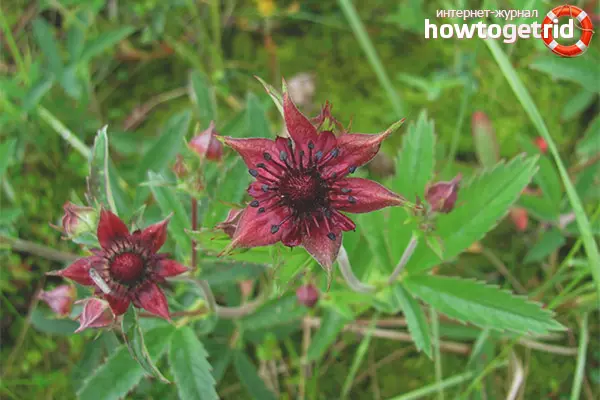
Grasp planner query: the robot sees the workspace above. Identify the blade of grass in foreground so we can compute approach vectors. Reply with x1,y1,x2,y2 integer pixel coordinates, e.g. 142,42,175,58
337,0,404,117
570,313,589,400
485,38,600,301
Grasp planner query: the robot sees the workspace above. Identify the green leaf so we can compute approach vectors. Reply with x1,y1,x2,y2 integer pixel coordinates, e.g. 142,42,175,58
392,110,435,202
189,70,217,128
233,351,277,400
22,75,54,111
255,75,283,117
86,126,117,212
240,294,307,332
169,327,218,400
406,155,538,273
78,324,174,400
562,90,596,121
393,284,431,357
121,307,170,383
471,111,499,168
404,275,565,335
529,56,600,92
247,92,273,137
307,309,350,361
79,27,135,63
147,172,191,258
30,308,79,335
72,339,105,390
32,18,64,77
341,315,377,398
201,261,268,287
523,229,566,264
519,136,562,209
0,138,17,180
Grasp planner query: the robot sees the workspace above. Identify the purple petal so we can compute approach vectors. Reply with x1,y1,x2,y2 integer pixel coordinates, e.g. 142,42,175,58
155,259,189,279
222,137,278,170
283,80,318,148
331,178,405,213
140,216,171,253
97,209,130,250
75,298,115,333
133,283,170,320
301,222,342,271
229,206,292,249
104,294,131,316
47,257,96,286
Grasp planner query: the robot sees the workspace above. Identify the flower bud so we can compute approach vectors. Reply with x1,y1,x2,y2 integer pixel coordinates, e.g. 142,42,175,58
510,207,529,232
74,298,115,333
189,121,223,161
296,284,319,308
534,137,548,154
216,208,244,238
38,285,76,317
425,174,462,214
61,202,97,238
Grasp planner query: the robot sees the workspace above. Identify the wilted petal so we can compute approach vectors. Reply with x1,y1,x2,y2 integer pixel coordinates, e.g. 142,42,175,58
39,285,76,316
97,209,130,250
324,120,403,178
222,137,278,170
228,207,292,249
216,208,244,238
133,283,170,320
75,298,115,333
155,259,189,278
283,81,318,148
140,216,171,253
47,257,97,286
104,294,131,316
331,178,405,213
301,223,342,271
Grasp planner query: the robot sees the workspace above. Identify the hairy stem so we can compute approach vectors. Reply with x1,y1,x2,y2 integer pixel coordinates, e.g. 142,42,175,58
388,234,418,284
337,245,375,293
2,235,78,264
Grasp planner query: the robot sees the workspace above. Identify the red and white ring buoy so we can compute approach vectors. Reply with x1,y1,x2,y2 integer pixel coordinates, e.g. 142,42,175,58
542,5,594,57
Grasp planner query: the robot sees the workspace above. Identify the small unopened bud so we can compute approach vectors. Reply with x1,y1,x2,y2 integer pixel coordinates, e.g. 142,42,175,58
296,284,319,308
38,285,76,317
425,174,462,214
189,121,223,161
510,207,529,232
534,137,548,154
60,202,97,238
74,298,115,333
172,154,188,178
216,208,243,238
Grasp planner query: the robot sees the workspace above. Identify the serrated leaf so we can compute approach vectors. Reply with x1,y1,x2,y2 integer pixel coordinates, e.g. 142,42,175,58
307,309,350,361
79,27,135,63
233,351,277,400
529,56,600,92
121,307,170,383
393,284,431,357
30,308,79,335
189,70,217,128
86,126,117,212
77,324,174,400
562,90,596,121
147,172,191,258
255,75,284,117
523,228,566,264
247,92,272,138
201,261,268,287
32,18,64,77
404,275,565,335
240,294,307,332
0,138,17,180
169,327,218,400
392,110,435,202
22,75,54,111
406,155,538,273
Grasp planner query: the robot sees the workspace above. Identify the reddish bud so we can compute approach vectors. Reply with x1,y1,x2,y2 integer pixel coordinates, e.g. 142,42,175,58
38,285,76,317
75,298,115,333
472,111,499,167
189,121,223,161
172,154,188,178
216,208,244,238
534,137,548,154
60,202,97,238
296,284,319,308
510,207,529,232
425,174,462,214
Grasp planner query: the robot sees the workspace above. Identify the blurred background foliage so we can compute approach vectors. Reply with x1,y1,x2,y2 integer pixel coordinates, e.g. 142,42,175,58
1,0,599,399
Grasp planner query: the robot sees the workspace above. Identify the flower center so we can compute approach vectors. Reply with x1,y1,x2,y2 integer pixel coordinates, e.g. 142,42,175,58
279,169,329,215
109,252,145,284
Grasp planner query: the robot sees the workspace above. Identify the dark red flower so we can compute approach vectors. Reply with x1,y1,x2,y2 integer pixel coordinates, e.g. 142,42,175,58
75,298,115,333
38,284,76,317
49,210,189,319
534,136,548,154
189,121,223,161
60,201,97,238
220,81,405,269
296,284,319,308
425,174,462,214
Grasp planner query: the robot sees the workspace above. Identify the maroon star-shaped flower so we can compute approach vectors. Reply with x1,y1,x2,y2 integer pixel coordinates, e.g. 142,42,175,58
220,81,405,269
49,209,188,319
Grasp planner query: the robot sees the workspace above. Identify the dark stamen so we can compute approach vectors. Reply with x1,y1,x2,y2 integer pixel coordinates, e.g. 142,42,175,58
315,150,323,162
324,209,332,218
256,163,265,168
258,207,265,213
299,150,305,170
263,152,272,161
349,166,357,174
249,169,259,177
270,225,280,234
261,184,269,192
250,200,259,207
308,141,315,149
279,151,288,161
341,188,352,194
327,232,336,240
331,148,339,158
348,196,357,204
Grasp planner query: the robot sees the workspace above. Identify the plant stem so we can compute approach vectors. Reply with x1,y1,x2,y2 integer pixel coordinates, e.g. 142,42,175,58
388,234,418,284
191,197,198,268
431,309,444,400
37,106,91,159
570,313,589,400
1,235,78,263
337,245,375,293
